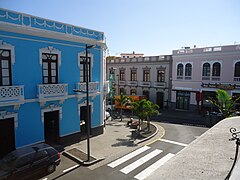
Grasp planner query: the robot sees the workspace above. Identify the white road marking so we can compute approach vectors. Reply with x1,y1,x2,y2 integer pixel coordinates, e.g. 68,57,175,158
108,146,150,168
42,178,48,180
62,164,80,173
134,153,175,180
158,138,188,147
120,149,162,174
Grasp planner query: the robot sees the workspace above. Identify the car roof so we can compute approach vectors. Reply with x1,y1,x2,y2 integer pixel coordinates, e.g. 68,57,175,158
10,143,52,157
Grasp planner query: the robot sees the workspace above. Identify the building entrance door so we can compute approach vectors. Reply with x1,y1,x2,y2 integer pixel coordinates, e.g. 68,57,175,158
0,118,15,158
44,111,59,144
157,92,164,109
80,106,91,136
176,91,190,110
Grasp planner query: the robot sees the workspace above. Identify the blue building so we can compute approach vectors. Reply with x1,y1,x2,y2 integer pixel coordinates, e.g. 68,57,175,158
0,8,108,158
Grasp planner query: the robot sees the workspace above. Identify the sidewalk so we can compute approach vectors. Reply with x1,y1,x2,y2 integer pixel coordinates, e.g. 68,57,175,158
63,117,164,169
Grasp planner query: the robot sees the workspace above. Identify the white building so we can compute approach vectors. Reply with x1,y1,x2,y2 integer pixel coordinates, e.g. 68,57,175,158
106,53,172,109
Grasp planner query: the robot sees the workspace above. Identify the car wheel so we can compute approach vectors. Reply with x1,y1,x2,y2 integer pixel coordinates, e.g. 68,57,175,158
47,163,56,173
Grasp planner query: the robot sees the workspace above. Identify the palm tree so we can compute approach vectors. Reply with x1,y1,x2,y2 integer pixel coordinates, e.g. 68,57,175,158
208,89,240,118
115,93,131,121
143,100,159,131
131,99,159,131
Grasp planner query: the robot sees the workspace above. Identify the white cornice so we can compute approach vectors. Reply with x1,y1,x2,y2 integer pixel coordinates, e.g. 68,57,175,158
0,22,106,47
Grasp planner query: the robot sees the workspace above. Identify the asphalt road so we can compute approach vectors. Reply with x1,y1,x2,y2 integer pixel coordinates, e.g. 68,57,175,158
50,122,208,180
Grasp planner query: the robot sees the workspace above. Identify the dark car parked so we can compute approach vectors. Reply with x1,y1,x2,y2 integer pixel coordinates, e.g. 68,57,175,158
0,143,61,179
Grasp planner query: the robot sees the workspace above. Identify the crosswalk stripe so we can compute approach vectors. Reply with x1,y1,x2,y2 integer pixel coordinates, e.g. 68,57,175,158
108,146,150,168
134,153,175,180
158,138,188,147
120,149,162,174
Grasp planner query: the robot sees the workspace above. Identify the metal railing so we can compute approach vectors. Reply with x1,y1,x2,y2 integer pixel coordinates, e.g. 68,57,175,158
225,127,240,180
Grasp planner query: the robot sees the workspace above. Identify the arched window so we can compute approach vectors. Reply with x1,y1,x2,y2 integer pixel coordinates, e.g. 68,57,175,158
185,63,192,77
177,64,183,79
143,90,149,99
130,89,137,95
202,63,210,77
234,62,240,77
212,62,221,76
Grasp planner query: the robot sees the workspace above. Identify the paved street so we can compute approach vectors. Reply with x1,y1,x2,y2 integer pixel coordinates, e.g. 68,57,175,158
45,122,208,180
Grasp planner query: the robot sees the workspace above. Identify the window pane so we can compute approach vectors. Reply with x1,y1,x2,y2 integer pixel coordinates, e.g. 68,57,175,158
52,77,56,83
51,62,56,69
43,70,48,76
2,77,10,85
51,70,56,76
51,55,56,60
1,60,9,68
44,77,48,84
42,54,47,60
2,69,9,76
2,51,10,57
42,62,48,69
235,62,240,77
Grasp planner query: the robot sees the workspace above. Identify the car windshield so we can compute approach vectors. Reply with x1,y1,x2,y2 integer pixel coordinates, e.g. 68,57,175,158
0,153,17,171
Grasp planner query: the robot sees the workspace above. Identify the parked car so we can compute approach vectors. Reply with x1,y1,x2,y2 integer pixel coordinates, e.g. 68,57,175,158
0,143,61,179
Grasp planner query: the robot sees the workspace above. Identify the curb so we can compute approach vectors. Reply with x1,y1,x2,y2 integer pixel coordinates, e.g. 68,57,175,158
62,151,104,166
136,122,159,144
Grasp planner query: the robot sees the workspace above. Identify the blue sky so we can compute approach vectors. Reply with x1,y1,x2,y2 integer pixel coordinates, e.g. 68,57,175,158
1,0,240,56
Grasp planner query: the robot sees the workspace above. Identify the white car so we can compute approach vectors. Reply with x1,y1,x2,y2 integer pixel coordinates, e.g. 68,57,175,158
106,102,115,111
105,111,111,120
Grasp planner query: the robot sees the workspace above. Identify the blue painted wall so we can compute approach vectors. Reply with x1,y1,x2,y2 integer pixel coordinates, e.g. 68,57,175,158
0,23,103,148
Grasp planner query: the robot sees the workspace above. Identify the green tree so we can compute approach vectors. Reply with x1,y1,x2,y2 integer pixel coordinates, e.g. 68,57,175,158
131,99,159,131
115,93,132,121
208,89,240,118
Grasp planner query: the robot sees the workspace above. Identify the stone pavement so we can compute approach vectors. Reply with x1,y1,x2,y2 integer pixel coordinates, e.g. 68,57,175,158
63,117,164,170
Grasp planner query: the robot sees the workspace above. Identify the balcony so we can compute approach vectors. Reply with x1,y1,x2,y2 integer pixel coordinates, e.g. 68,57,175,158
38,84,68,102
177,76,183,80
234,77,240,82
0,85,24,107
139,81,151,87
153,82,166,88
119,80,126,86
184,76,192,80
76,81,99,93
127,81,138,86
202,76,210,80
212,76,220,81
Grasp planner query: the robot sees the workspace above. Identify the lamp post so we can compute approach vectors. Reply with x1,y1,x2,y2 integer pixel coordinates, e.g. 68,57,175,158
72,44,95,163
116,74,119,95
85,44,95,162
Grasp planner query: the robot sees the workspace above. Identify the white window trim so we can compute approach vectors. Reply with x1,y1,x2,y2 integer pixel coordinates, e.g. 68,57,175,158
78,101,94,117
39,46,62,66
0,110,18,129
0,40,15,65
233,59,240,68
41,104,62,123
78,51,94,69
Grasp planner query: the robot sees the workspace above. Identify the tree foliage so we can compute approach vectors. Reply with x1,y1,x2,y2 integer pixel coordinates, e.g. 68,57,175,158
131,99,159,131
208,89,240,118
115,93,132,121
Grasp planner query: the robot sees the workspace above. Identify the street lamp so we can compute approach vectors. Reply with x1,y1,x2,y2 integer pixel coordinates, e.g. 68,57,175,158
73,44,95,162
116,74,120,95
85,44,95,162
